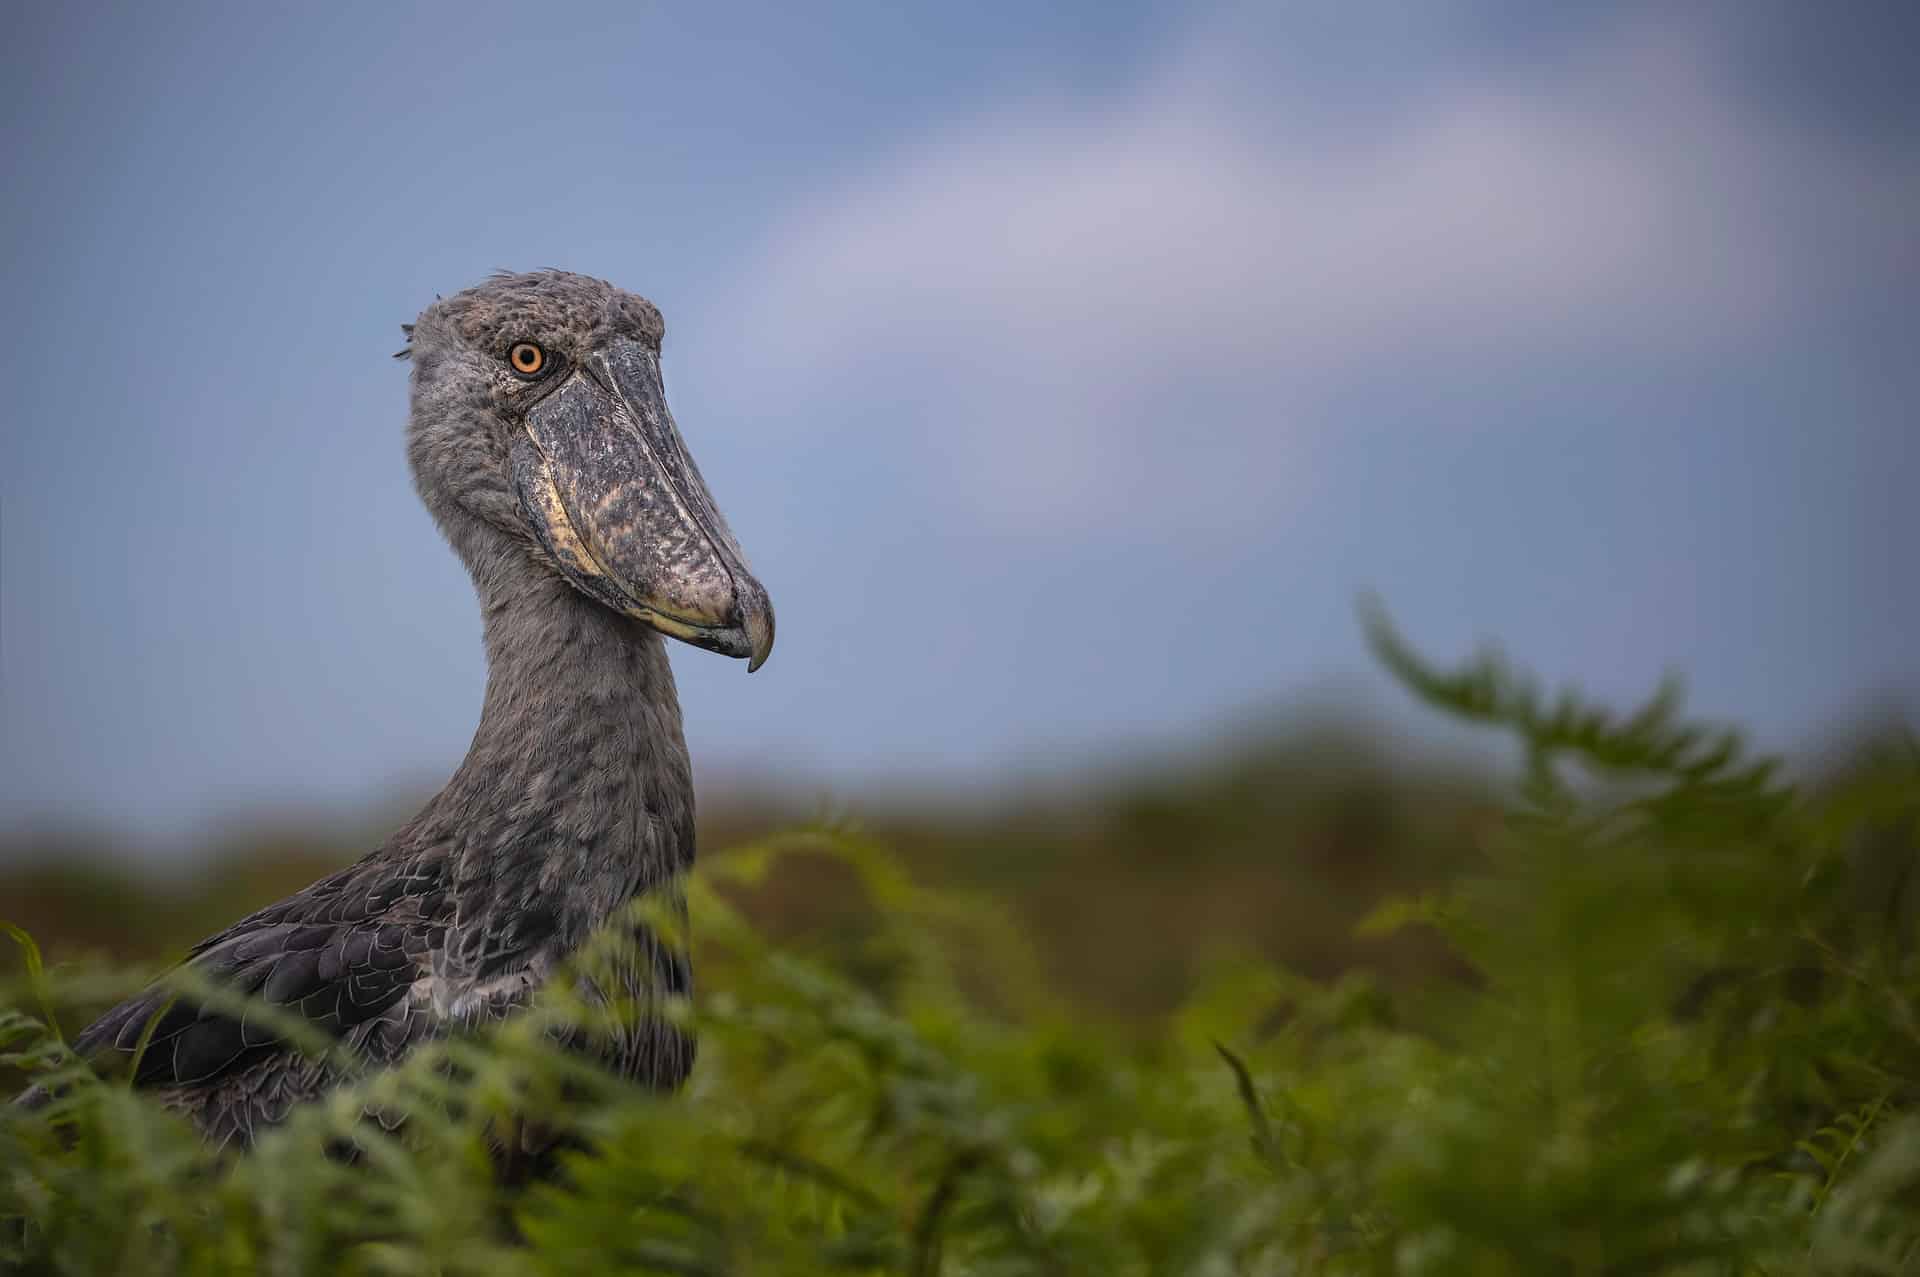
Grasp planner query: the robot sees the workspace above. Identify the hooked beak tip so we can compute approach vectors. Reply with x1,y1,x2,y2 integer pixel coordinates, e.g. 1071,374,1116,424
744,603,774,673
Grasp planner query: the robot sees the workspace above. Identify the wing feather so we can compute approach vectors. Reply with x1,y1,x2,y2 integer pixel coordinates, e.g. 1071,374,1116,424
70,853,449,1090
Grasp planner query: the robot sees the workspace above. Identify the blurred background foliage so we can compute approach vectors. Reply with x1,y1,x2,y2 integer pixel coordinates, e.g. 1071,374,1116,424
1,688,1903,1032
2,693,1492,1027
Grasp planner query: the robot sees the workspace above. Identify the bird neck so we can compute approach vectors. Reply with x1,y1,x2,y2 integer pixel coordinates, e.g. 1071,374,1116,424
426,544,695,944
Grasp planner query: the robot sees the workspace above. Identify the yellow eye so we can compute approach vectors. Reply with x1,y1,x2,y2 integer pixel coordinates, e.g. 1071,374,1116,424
508,342,547,376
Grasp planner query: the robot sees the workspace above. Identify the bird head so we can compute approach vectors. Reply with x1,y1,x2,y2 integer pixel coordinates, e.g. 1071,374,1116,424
401,271,773,671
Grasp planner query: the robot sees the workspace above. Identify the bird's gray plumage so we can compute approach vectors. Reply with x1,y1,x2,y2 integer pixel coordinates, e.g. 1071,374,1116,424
33,271,772,1149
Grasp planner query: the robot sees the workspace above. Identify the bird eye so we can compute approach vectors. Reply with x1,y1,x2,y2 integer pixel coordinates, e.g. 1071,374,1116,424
508,342,548,377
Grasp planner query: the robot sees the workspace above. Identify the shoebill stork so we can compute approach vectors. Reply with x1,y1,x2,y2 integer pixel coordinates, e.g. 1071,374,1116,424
41,270,774,1149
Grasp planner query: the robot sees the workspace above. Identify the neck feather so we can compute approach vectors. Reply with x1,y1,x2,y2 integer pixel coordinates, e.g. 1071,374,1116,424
421,535,695,951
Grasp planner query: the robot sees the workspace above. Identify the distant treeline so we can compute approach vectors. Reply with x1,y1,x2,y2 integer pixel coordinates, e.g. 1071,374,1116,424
3,698,1906,1022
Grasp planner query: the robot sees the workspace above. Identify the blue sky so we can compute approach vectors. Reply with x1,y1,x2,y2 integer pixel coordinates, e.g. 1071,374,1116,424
3,2,1915,847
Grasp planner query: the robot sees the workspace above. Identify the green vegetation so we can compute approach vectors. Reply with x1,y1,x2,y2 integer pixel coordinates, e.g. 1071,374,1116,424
4,612,1917,1274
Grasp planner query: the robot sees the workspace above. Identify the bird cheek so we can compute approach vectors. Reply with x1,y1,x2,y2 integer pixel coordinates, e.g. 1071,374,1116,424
488,379,524,414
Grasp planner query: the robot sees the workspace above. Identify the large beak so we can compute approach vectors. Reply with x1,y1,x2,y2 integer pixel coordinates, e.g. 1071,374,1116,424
510,339,774,671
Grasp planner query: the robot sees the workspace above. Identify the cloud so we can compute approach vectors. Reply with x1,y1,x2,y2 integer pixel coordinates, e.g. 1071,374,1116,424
726,7,1917,539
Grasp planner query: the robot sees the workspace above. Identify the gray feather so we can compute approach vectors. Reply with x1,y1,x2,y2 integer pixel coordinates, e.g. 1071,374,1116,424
43,273,713,1148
